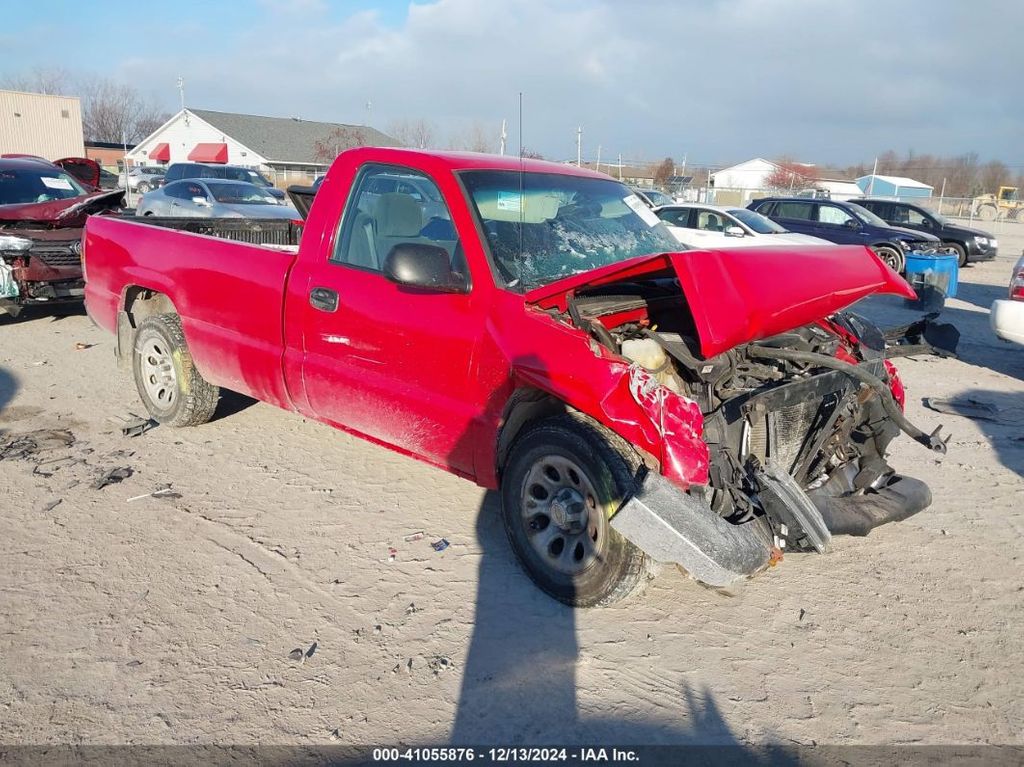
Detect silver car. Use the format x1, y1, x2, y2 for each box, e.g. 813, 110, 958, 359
136, 179, 298, 219
117, 166, 165, 193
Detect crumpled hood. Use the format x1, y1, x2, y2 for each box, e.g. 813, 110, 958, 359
525, 245, 916, 358
0, 189, 125, 228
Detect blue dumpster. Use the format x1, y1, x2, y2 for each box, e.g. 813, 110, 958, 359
903, 251, 959, 312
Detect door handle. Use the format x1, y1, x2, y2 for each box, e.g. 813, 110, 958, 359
309, 287, 339, 312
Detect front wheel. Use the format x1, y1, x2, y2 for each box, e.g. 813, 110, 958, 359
872, 244, 905, 274
137, 181, 151, 194
944, 242, 967, 267
132, 313, 219, 427
500, 414, 648, 607
977, 204, 997, 221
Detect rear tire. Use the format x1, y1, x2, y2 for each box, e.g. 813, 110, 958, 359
137, 181, 151, 194
500, 414, 648, 607
132, 313, 219, 427
872, 244, 905, 274
977, 204, 997, 221
944, 242, 967, 268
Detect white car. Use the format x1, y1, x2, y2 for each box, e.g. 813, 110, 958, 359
991, 255, 1024, 345
654, 203, 832, 249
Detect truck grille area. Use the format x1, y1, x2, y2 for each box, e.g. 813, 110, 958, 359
29, 243, 81, 268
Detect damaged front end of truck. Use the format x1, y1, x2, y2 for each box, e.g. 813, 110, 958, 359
525, 245, 952, 587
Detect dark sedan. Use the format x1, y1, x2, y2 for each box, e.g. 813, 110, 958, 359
851, 198, 996, 266
748, 197, 941, 273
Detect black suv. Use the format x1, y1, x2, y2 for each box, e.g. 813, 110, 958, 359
851, 198, 996, 266
748, 197, 941, 273
163, 163, 286, 201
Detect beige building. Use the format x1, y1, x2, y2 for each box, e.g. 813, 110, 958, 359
0, 89, 85, 160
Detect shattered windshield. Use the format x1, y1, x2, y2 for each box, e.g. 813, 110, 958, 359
461, 170, 682, 291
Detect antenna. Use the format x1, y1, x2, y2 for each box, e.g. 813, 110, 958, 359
517, 92, 524, 285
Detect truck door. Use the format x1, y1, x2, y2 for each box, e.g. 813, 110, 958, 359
288, 163, 483, 475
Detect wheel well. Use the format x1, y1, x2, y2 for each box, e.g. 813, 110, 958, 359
495, 388, 568, 477
123, 286, 177, 325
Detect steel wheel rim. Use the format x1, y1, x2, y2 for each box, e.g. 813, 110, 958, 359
520, 454, 607, 576
140, 338, 177, 410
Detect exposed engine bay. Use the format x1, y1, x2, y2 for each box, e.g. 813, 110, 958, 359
559, 277, 949, 557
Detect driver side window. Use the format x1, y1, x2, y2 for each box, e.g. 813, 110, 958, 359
331, 165, 458, 273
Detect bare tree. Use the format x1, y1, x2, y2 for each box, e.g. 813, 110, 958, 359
978, 160, 1010, 195
313, 126, 367, 163
387, 118, 437, 149
651, 157, 674, 188
447, 121, 496, 153
78, 77, 169, 144
1, 66, 73, 95
765, 159, 817, 191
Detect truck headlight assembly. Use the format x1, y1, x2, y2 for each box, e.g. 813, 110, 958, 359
0, 234, 33, 253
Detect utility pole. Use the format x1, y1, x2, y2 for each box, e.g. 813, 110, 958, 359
500, 119, 507, 156
178, 77, 188, 125
868, 156, 878, 195
595, 145, 602, 174
617, 153, 622, 180
576, 126, 582, 167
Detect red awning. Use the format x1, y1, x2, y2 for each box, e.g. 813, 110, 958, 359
187, 143, 228, 163
149, 142, 170, 162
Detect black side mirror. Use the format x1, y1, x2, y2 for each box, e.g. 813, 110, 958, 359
383, 243, 467, 293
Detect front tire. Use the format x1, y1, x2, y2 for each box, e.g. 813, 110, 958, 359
872, 244, 905, 274
137, 181, 151, 194
500, 414, 648, 607
944, 242, 967, 267
977, 204, 997, 221
132, 314, 219, 427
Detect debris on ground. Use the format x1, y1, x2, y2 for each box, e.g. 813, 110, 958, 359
305, 641, 317, 659
329, 729, 340, 741
403, 531, 425, 542
41, 499, 63, 512
431, 538, 450, 552
406, 603, 417, 615
799, 608, 806, 621
92, 466, 134, 490
74, 342, 94, 351
287, 648, 305, 662
127, 487, 181, 503
108, 413, 156, 438
427, 655, 453, 675
923, 396, 1002, 422
0, 429, 75, 461
387, 547, 398, 562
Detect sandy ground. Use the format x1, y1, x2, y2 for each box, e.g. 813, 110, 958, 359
1, 232, 1022, 748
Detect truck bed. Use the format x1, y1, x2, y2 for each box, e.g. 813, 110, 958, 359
122, 215, 303, 249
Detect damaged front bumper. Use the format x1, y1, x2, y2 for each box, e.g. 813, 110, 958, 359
611, 466, 932, 587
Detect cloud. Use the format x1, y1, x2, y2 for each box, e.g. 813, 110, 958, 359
16, 0, 1024, 165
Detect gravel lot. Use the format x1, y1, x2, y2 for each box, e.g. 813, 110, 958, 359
1, 231, 1022, 747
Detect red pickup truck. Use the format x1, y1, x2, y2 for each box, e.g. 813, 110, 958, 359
83, 147, 946, 606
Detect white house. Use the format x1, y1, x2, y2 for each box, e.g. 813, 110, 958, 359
709, 158, 781, 191
126, 108, 396, 182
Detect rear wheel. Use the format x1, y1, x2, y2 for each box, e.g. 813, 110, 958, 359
977, 204, 997, 221
872, 244, 905, 274
500, 414, 648, 607
944, 242, 967, 267
137, 181, 151, 194
132, 314, 219, 427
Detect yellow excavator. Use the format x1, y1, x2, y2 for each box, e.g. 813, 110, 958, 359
972, 186, 1024, 221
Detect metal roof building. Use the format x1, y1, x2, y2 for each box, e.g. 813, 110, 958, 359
126, 108, 397, 175
856, 174, 933, 198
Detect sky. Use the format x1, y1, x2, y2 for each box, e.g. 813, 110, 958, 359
2, 0, 1022, 168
